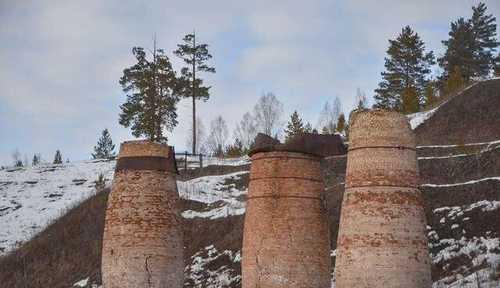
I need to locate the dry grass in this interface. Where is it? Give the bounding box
[0,189,109,288]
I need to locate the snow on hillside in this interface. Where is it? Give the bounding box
[0,159,115,255]
[408,106,440,129]
[185,245,241,288]
[0,156,249,256]
[178,171,248,219]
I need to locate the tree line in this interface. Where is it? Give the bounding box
[374,2,499,114]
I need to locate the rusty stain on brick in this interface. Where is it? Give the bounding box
[242,151,331,288]
[335,110,432,288]
[101,140,183,288]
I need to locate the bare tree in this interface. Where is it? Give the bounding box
[234,112,257,151]
[253,92,284,138]
[356,88,368,109]
[317,96,342,134]
[206,115,229,157]
[186,117,207,154]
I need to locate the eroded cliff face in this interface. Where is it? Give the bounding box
[415,79,500,146]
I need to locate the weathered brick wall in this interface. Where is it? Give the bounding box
[242,151,331,288]
[335,110,432,287]
[102,141,183,288]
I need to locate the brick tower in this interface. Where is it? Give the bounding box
[102,140,183,288]
[242,150,331,288]
[335,110,432,287]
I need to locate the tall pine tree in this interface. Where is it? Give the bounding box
[119,43,180,142]
[284,110,305,142]
[174,32,216,154]
[92,129,116,159]
[439,3,498,81]
[374,26,435,111]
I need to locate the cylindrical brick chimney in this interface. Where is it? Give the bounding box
[242,151,331,288]
[335,110,431,287]
[102,140,183,288]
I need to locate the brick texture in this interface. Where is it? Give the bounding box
[242,151,331,288]
[101,141,183,288]
[335,110,432,288]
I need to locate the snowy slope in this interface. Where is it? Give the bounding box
[0,156,249,256]
[0,159,115,255]
[179,171,248,220]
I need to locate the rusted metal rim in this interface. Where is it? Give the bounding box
[115,156,177,173]
[248,148,323,158]
[250,153,321,161]
[348,145,416,152]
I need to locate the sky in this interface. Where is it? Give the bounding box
[0,0,499,166]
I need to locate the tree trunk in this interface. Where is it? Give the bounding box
[192,33,197,154]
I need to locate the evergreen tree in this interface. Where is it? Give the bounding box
[445,66,465,95]
[470,2,499,78]
[336,113,346,133]
[53,150,62,164]
[92,129,116,159]
[374,26,435,111]
[284,111,305,142]
[174,32,216,154]
[32,153,40,166]
[439,3,498,81]
[424,83,437,108]
[401,85,420,114]
[119,43,180,142]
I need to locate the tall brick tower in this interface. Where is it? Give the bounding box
[335,110,431,287]
[102,140,183,288]
[242,149,331,288]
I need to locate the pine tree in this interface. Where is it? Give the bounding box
[53,150,62,164]
[336,113,346,133]
[470,2,499,78]
[439,3,498,81]
[401,85,420,114]
[374,26,435,111]
[174,32,216,154]
[32,154,40,166]
[445,66,465,95]
[424,83,437,108]
[439,18,474,82]
[284,111,305,142]
[92,129,116,159]
[119,43,181,142]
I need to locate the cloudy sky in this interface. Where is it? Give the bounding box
[0,0,499,165]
